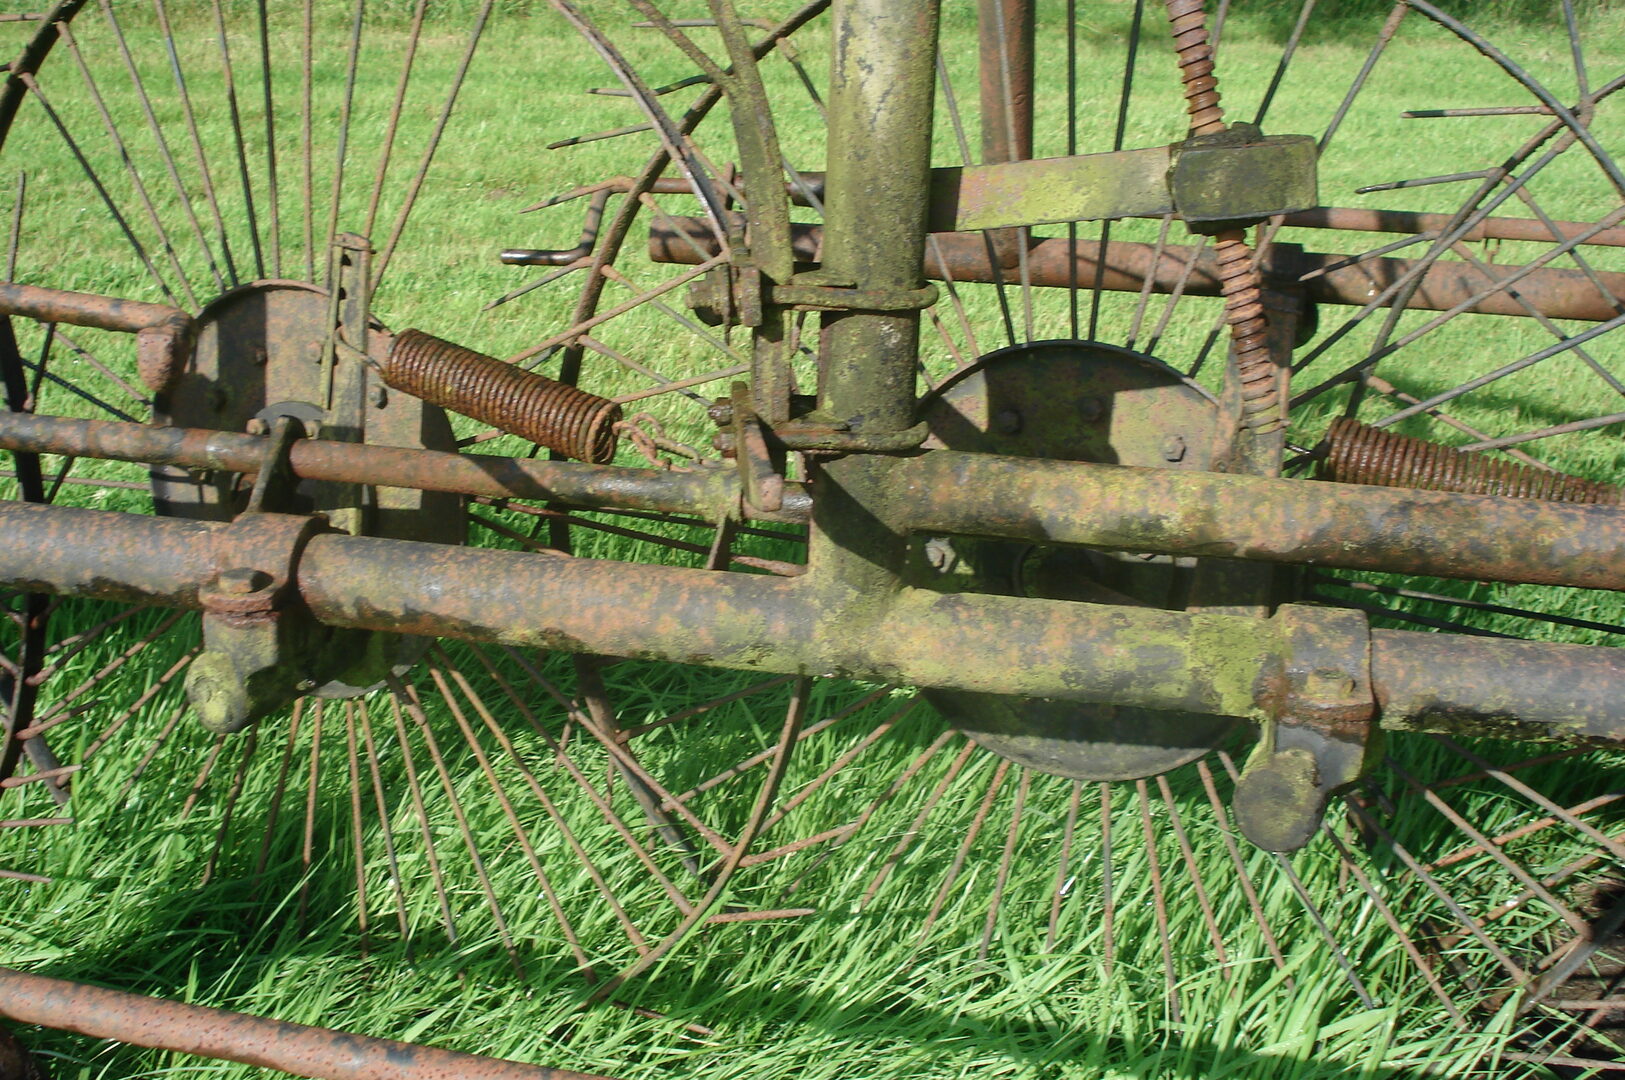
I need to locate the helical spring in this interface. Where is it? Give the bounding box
[1320,417,1621,504]
[1163,0,1278,433]
[382,330,621,463]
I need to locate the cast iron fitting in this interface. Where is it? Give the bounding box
[383,330,621,463]
[1320,417,1621,504]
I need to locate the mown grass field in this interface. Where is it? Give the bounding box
[1,2,1623,1078]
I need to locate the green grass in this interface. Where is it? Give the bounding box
[2,3,1624,1079]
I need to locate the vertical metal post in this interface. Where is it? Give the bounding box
[811,0,941,607]
[978,0,1035,165]
[817,0,940,435]
[977,0,1035,268]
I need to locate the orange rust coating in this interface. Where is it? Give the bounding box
[1323,417,1621,504]
[1160,0,1277,431]
[0,281,195,394]
[383,330,621,464]
[1163,0,1226,137]
[0,967,616,1080]
[650,219,1625,324]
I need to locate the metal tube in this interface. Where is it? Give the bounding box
[0,967,615,1080]
[809,0,942,621]
[295,531,1273,717]
[2,501,1622,741]
[5,413,1620,592]
[0,501,216,607]
[896,450,1625,591]
[0,412,810,523]
[652,220,1625,323]
[1372,630,1625,744]
[818,0,941,433]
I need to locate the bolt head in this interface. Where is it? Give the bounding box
[216,567,272,595]
[1161,434,1188,462]
[992,409,1023,435]
[1079,397,1104,422]
[245,417,268,436]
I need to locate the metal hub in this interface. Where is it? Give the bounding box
[150,279,464,706]
[149,279,463,549]
[914,339,1238,780]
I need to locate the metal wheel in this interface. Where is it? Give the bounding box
[0,2,1622,1077]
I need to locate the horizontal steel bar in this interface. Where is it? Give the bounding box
[0,967,613,1080]
[3,500,1620,743]
[1372,631,1625,744]
[642,168,1625,248]
[4,413,1618,591]
[1279,205,1625,249]
[0,411,811,524]
[652,219,1625,322]
[897,450,1625,591]
[0,281,195,393]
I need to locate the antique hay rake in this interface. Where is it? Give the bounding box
[0,0,1622,1075]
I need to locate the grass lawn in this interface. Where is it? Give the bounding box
[1,2,1623,1078]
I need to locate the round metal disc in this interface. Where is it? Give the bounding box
[149,279,462,550]
[916,339,1237,781]
[149,280,464,698]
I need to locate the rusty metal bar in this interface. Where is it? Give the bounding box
[3,412,1621,592]
[807,0,941,630]
[1278,205,1625,248]
[1372,632,1625,745]
[0,281,194,393]
[0,967,616,1080]
[895,450,1625,592]
[2,501,216,607]
[3,500,1622,744]
[0,411,809,523]
[651,219,1625,323]
[640,163,1625,247]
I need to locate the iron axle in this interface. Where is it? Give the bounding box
[2,499,1621,746]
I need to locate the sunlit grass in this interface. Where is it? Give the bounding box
[1,2,1622,1078]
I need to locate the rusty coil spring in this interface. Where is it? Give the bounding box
[383,330,621,463]
[1320,417,1621,504]
[1163,0,1278,433]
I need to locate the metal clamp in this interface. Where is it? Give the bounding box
[184,512,336,734]
[1168,125,1319,233]
[1233,604,1380,852]
[769,281,939,312]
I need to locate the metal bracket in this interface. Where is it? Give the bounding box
[183,512,336,734]
[1234,604,1381,852]
[728,383,784,514]
[243,414,306,514]
[770,281,940,313]
[1168,126,1320,233]
[904,125,1317,233]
